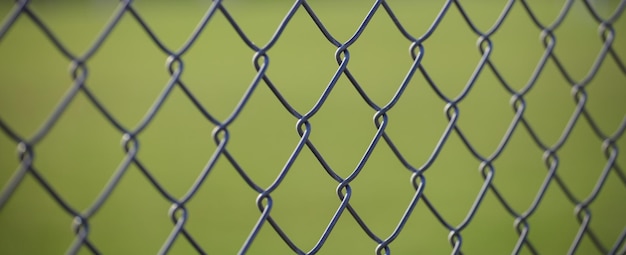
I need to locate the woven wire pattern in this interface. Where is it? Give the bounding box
[1,0,625,254]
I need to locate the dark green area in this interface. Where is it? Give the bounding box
[0,1,625,254]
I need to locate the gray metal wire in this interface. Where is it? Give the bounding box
[0,0,625,254]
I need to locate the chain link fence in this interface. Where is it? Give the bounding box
[1,0,625,254]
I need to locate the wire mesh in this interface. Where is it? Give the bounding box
[0,0,625,254]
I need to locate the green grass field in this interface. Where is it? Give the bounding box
[1,0,625,254]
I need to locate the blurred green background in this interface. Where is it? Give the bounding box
[1,0,625,254]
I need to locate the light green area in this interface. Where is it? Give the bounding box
[0,1,625,254]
